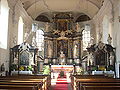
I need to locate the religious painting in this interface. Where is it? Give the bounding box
[95,50,106,65]
[20,51,29,65]
[57,20,68,31]
[47,41,53,58]
[57,40,68,57]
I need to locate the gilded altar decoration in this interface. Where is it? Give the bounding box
[43,13,82,64]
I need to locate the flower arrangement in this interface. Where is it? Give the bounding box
[77,67,84,75]
[27,66,33,71]
[19,66,24,71]
[60,71,64,77]
[10,64,17,71]
[43,66,50,75]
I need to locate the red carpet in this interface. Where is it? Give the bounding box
[54,78,68,90]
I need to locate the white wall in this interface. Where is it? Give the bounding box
[112,0,120,78]
[93,0,120,78]
[0,0,34,76]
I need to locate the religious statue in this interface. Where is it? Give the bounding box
[109,52,114,65]
[32,36,37,46]
[60,31,65,37]
[98,41,105,50]
[59,51,65,65]
[13,36,17,45]
[24,32,28,42]
[90,37,94,45]
[73,44,77,58]
[48,41,53,58]
[45,22,50,32]
[76,22,80,32]
[13,54,18,64]
[87,52,94,66]
[107,34,112,45]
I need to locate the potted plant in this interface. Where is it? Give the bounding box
[10,64,17,71]
[43,66,50,75]
[60,71,64,77]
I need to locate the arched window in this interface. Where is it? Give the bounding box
[82,25,91,50]
[18,17,24,44]
[36,29,44,56]
[0,0,9,49]
[102,15,109,43]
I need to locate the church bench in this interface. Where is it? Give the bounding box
[71,75,107,90]
[0,80,42,90]
[80,82,120,90]
[75,79,120,90]
[0,84,38,90]
[82,86,120,90]
[0,75,51,90]
[71,75,120,90]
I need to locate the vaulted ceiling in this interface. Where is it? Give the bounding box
[21,0,104,21]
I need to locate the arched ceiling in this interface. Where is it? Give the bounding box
[21,0,104,20]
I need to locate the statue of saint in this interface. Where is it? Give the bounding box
[107,34,112,45]
[59,51,65,65]
[73,45,77,58]
[109,52,114,65]
[45,22,50,32]
[48,42,52,58]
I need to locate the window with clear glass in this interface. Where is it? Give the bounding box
[36,29,44,56]
[18,17,24,44]
[82,25,91,50]
[0,0,9,49]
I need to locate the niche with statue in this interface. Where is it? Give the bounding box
[10,42,38,75]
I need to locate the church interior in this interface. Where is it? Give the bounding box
[0,0,120,90]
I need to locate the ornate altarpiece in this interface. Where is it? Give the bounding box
[44,13,82,65]
[9,42,38,75]
[86,41,116,74]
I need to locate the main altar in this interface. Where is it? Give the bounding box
[44,13,82,65]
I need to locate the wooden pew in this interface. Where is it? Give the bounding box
[0,84,38,90]
[80,82,120,90]
[71,75,120,90]
[0,75,51,90]
[71,75,107,90]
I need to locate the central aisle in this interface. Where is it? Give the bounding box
[51,72,72,90]
[54,78,68,90]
